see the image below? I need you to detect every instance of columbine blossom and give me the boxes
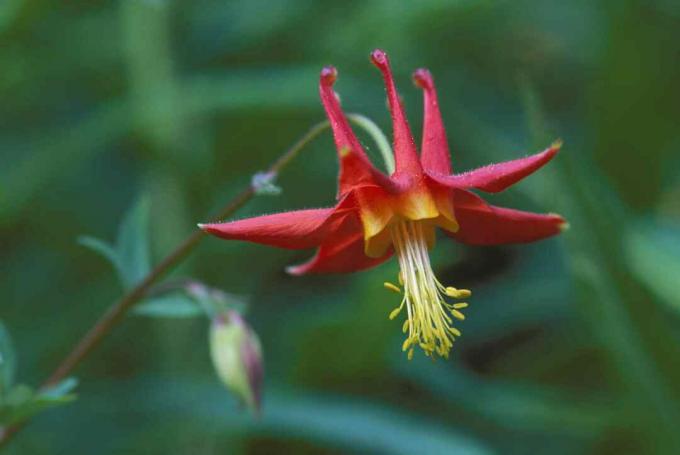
[200,49,566,359]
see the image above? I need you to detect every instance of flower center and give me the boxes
[384,220,471,360]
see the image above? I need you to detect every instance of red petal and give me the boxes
[432,142,561,193]
[448,189,566,245]
[370,50,422,176]
[413,68,452,175]
[200,206,352,250]
[287,212,392,274]
[319,66,392,196]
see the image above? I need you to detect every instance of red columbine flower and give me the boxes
[200,49,566,360]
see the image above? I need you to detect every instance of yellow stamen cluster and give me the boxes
[385,220,471,360]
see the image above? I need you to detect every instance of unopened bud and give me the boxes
[209,311,263,415]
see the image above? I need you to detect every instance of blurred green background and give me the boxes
[2,0,680,453]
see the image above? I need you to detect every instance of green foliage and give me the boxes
[0,0,22,35]
[79,195,248,321]
[0,379,77,427]
[78,197,150,289]
[0,321,78,428]
[0,321,16,398]
[133,292,205,318]
[134,285,247,319]
[626,222,680,313]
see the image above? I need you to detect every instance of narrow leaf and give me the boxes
[116,196,151,288]
[134,293,204,318]
[77,236,123,279]
[626,222,680,312]
[0,379,77,426]
[41,377,79,400]
[0,321,16,395]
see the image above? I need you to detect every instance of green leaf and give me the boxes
[78,197,152,289]
[41,377,79,400]
[133,283,248,319]
[0,320,16,396]
[186,285,248,317]
[71,378,493,455]
[134,293,204,318]
[116,197,151,288]
[0,378,77,426]
[396,357,617,435]
[260,391,492,455]
[0,0,23,35]
[626,222,680,312]
[77,235,123,278]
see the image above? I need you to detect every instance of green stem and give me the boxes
[0,118,332,448]
[347,113,395,174]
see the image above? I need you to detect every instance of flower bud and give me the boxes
[209,311,263,414]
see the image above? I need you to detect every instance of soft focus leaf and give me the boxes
[134,293,204,318]
[396,357,617,435]
[626,221,680,313]
[521,68,680,452]
[115,197,151,289]
[133,282,248,319]
[0,0,23,34]
[32,378,494,455]
[77,236,122,279]
[260,392,492,455]
[0,321,16,395]
[0,102,129,226]
[0,378,77,426]
[40,377,78,401]
[77,197,152,289]
[187,286,249,317]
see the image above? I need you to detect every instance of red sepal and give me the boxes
[286,212,392,274]
[413,68,452,175]
[319,66,393,198]
[447,189,566,245]
[199,206,351,250]
[432,143,560,193]
[370,49,422,177]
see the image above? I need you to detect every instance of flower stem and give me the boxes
[0,118,332,448]
[347,113,395,174]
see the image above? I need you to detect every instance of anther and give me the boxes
[383,282,401,294]
[453,302,468,309]
[445,287,471,299]
[451,310,465,321]
[389,306,403,320]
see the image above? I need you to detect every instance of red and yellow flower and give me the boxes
[200,49,566,359]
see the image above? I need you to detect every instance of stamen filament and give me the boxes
[387,220,471,359]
